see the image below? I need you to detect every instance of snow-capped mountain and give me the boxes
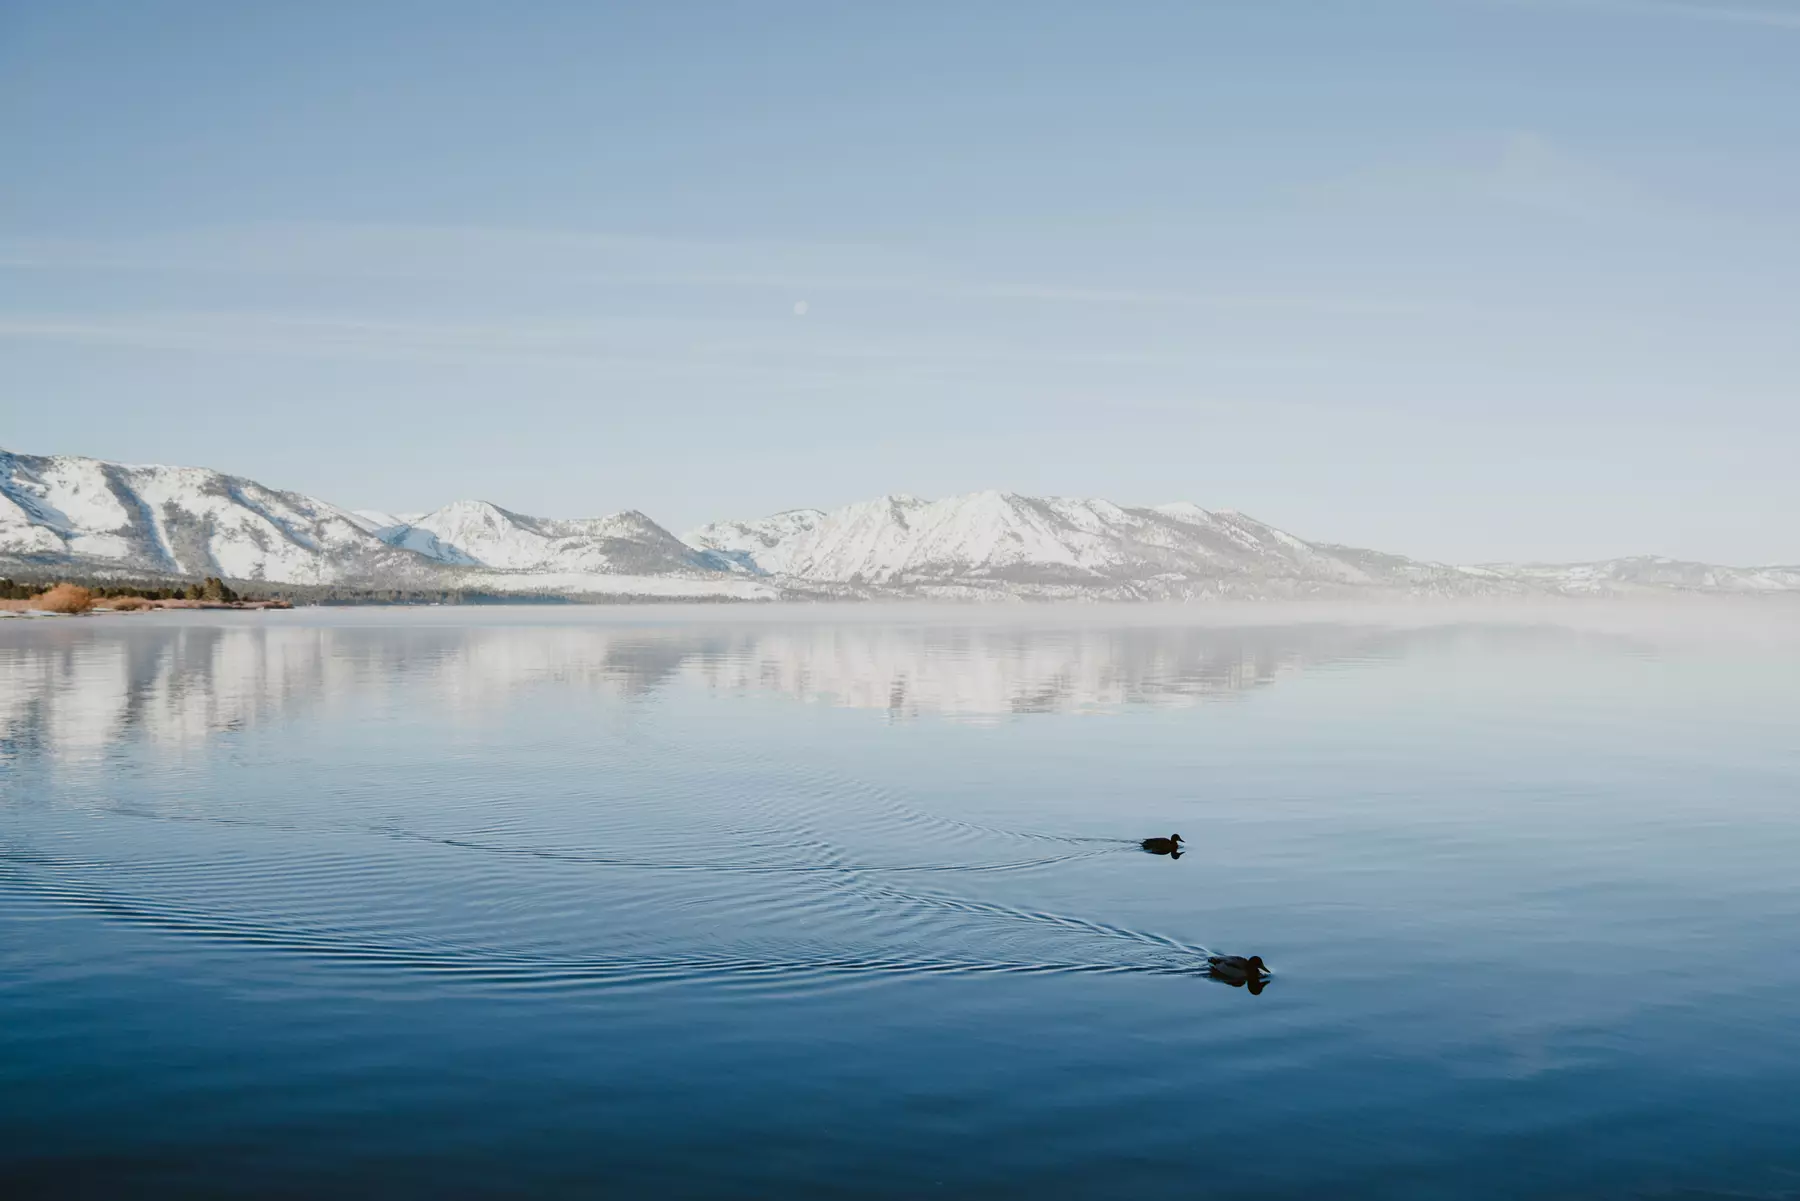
[372,500,720,575]
[684,491,1485,599]
[350,509,476,565]
[0,448,766,598]
[687,509,826,575]
[0,447,439,586]
[1466,557,1800,595]
[5,445,1795,600]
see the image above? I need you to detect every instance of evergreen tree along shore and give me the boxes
[0,573,752,608]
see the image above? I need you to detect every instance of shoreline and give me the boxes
[0,598,294,617]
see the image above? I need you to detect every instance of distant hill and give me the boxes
[6,446,1795,600]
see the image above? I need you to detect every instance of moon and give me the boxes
[793,300,809,317]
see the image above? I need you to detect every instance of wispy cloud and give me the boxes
[0,311,899,384]
[1317,130,1652,223]
[0,221,1414,318]
[1490,0,1800,29]
[0,311,899,387]
[0,221,1444,389]
[0,310,1326,381]
[1481,131,1648,218]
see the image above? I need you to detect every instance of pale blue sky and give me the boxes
[3,0,1797,563]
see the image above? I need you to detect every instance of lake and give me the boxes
[3,605,1799,1199]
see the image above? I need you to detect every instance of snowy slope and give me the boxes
[684,509,825,574]
[7,445,1795,600]
[1466,556,1800,595]
[384,500,722,575]
[685,491,1486,598]
[0,448,438,585]
[0,448,756,596]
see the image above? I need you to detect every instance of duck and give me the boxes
[1206,953,1268,981]
[1140,833,1184,855]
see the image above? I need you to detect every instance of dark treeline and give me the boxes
[1,575,241,602]
[2,566,769,607]
[263,587,756,606]
[0,573,711,606]
[267,584,577,606]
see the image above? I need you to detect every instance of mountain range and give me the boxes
[4,446,1796,601]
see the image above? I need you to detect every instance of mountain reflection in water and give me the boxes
[0,607,1660,761]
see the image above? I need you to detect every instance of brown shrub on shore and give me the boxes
[106,595,154,611]
[33,583,96,614]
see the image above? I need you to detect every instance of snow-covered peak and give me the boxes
[8,443,1794,601]
[1472,556,1800,594]
[0,447,432,584]
[683,509,826,575]
[381,499,714,575]
[1151,501,1218,525]
[0,447,738,590]
[406,500,538,568]
[688,489,1383,591]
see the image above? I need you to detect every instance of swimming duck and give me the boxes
[1206,954,1268,981]
[1140,834,1184,855]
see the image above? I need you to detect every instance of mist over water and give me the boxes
[3,604,1799,1199]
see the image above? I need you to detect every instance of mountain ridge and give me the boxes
[4,446,1795,600]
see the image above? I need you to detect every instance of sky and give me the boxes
[3,0,1797,564]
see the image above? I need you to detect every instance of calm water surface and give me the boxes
[3,606,1798,1199]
